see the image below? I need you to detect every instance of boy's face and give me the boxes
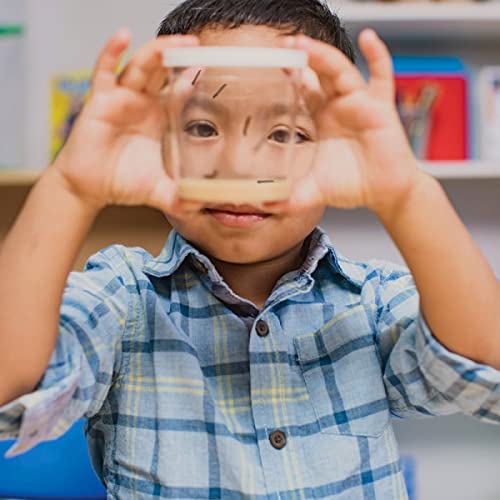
[166,26,325,264]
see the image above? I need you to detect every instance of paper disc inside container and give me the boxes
[177,178,292,204]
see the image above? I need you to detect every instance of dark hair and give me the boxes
[158,0,355,63]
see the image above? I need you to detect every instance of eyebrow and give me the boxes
[265,103,312,121]
[181,96,230,119]
[181,97,311,122]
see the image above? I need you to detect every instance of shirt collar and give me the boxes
[143,228,364,290]
[304,227,364,289]
[142,231,207,278]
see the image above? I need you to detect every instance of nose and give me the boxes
[216,130,255,178]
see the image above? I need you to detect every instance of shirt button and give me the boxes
[256,319,269,337]
[269,430,287,450]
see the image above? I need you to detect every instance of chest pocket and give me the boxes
[293,304,389,438]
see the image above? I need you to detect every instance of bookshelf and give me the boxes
[331,3,500,500]
[338,2,500,40]
[0,170,41,186]
[422,161,500,179]
[2,162,499,187]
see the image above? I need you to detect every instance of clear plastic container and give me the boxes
[162,46,308,204]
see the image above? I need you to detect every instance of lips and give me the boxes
[205,204,271,228]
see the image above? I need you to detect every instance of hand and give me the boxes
[52,29,200,213]
[278,30,427,216]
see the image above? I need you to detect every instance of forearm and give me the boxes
[0,167,99,405]
[378,172,500,368]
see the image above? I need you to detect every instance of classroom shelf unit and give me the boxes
[421,161,500,179]
[1,162,499,187]
[0,170,40,186]
[337,1,500,40]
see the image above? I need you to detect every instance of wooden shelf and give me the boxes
[337,2,500,40]
[1,163,500,188]
[0,170,41,186]
[421,161,500,179]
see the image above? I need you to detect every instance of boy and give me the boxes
[1,0,500,498]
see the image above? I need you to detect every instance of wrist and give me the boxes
[49,147,109,214]
[41,165,104,219]
[374,170,440,227]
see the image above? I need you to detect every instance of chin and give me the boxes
[198,238,277,265]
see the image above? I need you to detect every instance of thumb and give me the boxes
[300,68,326,116]
[265,175,324,214]
[288,175,325,211]
[146,176,178,213]
[148,176,204,215]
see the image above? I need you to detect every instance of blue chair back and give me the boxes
[0,419,106,499]
[401,455,417,500]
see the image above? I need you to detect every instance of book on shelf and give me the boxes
[393,56,470,162]
[50,70,91,161]
[478,66,500,162]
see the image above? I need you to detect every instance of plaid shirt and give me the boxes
[2,227,500,499]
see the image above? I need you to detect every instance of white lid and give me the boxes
[163,46,307,69]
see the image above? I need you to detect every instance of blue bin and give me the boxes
[0,419,106,499]
[401,455,417,500]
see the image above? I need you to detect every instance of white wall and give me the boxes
[24,0,180,167]
[324,180,500,272]
[0,0,25,24]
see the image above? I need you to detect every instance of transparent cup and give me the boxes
[161,46,309,204]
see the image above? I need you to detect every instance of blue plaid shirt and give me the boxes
[2,227,500,499]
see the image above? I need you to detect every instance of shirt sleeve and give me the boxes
[0,246,132,457]
[371,262,500,423]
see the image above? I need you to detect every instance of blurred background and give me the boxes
[1,0,500,498]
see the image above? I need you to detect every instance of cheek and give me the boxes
[281,207,325,239]
[165,213,202,242]
[293,144,317,176]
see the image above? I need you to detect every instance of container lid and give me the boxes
[163,46,307,69]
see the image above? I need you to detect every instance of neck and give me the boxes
[210,242,308,309]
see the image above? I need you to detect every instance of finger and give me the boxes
[149,176,176,210]
[163,66,201,119]
[299,67,326,116]
[146,176,201,215]
[288,175,325,211]
[118,35,199,93]
[359,29,395,100]
[282,35,365,97]
[92,28,131,93]
[264,176,324,214]
[144,67,170,95]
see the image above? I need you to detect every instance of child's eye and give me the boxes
[185,121,219,138]
[268,127,311,145]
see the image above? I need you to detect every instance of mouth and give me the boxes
[205,204,272,228]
